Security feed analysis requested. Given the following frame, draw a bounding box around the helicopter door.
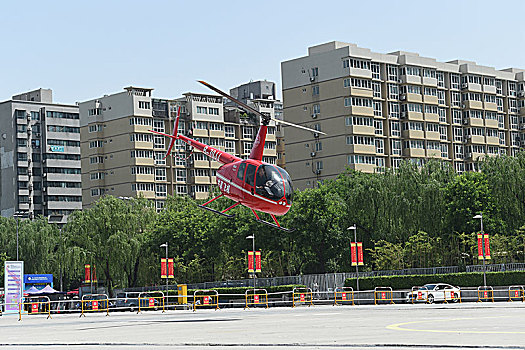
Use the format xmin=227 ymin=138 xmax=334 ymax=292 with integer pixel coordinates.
xmin=243 ymin=163 xmax=257 ymax=196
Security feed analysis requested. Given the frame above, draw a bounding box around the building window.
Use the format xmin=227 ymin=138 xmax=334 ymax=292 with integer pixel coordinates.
xmin=155 ymin=168 xmax=166 ymax=181
xmin=138 ymin=101 xmax=150 ymax=109
xmin=375 ymin=139 xmax=384 ymax=154
xmin=373 ymin=101 xmax=382 ymax=116
xmin=372 ymin=82 xmax=381 ymax=98
xmin=371 ymin=62 xmax=380 ymax=79
xmin=391 ymin=140 xmax=402 ymax=155
xmin=312 ymin=85 xmax=319 ymax=96
xmin=387 ymin=65 xmax=398 ymax=81
xmin=225 ymin=125 xmax=235 ymax=138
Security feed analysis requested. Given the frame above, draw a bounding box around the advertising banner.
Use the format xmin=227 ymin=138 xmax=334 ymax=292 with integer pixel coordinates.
xmin=255 ymin=251 xmax=261 ymax=273
xmin=161 ymin=258 xmax=167 ymax=279
xmin=167 ymin=258 xmax=174 ymax=278
xmin=4 ymin=261 xmax=24 ymax=314
xmin=247 ymin=251 xmax=254 ymax=273
xmin=357 ymin=242 xmax=364 ymax=266
xmin=484 ymin=234 xmax=491 ymax=259
xmin=350 ymin=243 xmax=357 ymax=266
xmin=85 ymin=264 xmax=91 ymax=283
xmin=477 ymin=234 xmax=483 ymax=259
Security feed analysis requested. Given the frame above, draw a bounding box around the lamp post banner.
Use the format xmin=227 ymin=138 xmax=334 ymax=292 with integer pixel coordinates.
xmin=167 ymin=258 xmax=174 ymax=278
xmin=477 ymin=234 xmax=483 ymax=259
xmin=255 ymin=251 xmax=261 ymax=273
xmin=484 ymin=234 xmax=491 ymax=259
xmin=4 ymin=261 xmax=23 ymax=314
xmin=350 ymin=243 xmax=357 ymax=266
xmin=248 ymin=251 xmax=254 ymax=273
xmin=357 ymin=242 xmax=364 ymax=265
xmin=161 ymin=258 xmax=167 ymax=279
xmin=84 ymin=264 xmax=91 ymax=283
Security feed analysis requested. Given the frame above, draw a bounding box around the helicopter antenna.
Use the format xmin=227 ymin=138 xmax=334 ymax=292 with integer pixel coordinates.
xmin=198 ymin=81 xmax=326 ymax=135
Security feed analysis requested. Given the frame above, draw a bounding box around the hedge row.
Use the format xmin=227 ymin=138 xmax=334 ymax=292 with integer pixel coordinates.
xmin=344 ymin=271 xmax=525 ymax=290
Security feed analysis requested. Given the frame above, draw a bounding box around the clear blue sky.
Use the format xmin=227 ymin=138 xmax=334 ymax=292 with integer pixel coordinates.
xmin=1 ymin=0 xmax=524 ymax=104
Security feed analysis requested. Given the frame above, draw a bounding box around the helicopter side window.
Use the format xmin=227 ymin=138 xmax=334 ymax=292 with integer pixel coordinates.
xmin=255 ymin=165 xmax=285 ymax=201
xmin=244 ymin=164 xmax=256 ymax=186
xmin=237 ymin=163 xmax=246 ymax=181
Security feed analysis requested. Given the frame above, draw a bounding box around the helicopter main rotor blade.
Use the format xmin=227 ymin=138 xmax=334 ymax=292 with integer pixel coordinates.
xmin=197 ymin=80 xmax=326 ymax=135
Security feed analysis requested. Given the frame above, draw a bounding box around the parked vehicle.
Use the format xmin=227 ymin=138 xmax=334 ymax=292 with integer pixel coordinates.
xmin=115 ymin=292 xmax=159 ymax=312
xmin=406 ymin=283 xmax=460 ymax=304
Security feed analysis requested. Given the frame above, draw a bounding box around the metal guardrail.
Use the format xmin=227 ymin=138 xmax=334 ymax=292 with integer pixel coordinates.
xmin=185 ymin=263 xmax=525 ymax=292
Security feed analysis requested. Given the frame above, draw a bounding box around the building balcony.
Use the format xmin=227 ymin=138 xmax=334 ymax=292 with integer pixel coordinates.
xmin=426 ymin=149 xmax=441 ymax=158
xmin=486 ymin=136 xmax=500 ymax=145
xmin=404 ymin=93 xmax=422 ymax=103
xmin=403 ymin=148 xmax=426 ymax=157
xmin=483 ymin=102 xmax=498 ymax=111
xmin=132 ymin=125 xmax=152 ymax=133
xmin=47 ymin=187 xmax=81 ymax=196
xmin=348 ymin=106 xmax=374 ymax=117
xmin=465 ymin=135 xmax=485 ymax=144
xmin=133 ymin=158 xmax=154 ymax=166
xmin=402 ymin=130 xmax=425 ymax=139
xmin=483 ymin=85 xmax=497 ymax=94
xmin=193 ymin=176 xmax=211 ymax=184
xmin=209 ymin=130 xmax=224 ymax=138
xmin=347 ymin=145 xmax=376 ymax=154
xmin=463 ymin=101 xmax=483 ymax=110
xmin=348 ymin=67 xmax=372 ymax=79
xmin=193 ymin=129 xmax=208 ymax=137
xmin=347 ymin=125 xmax=375 ymax=136
xmin=422 ymin=77 xmax=438 ymax=86
xmin=424 ymin=112 xmax=439 ymax=123
xmin=463 ymin=83 xmax=482 ymax=92
xmin=423 ymin=95 xmax=438 ymax=104
xmin=399 ymin=75 xmax=421 ymax=85
xmin=464 ymin=118 xmax=484 ymax=127
xmin=425 ymin=131 xmax=440 ymax=141
xmin=404 ymin=112 xmax=424 ymax=121
xmin=136 ymin=174 xmax=154 ymax=182
xmin=349 ymin=87 xmax=373 ymax=98
xmin=348 ymin=163 xmax=376 ymax=173
xmin=485 ymin=119 xmax=499 ymax=128
xmin=193 ymin=160 xmax=210 ymax=168
xmin=194 ymin=192 xmax=209 ymax=200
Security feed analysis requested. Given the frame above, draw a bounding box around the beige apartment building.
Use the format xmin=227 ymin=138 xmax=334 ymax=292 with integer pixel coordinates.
xmin=281 ymin=41 xmax=525 ymax=190
xmin=79 ymin=85 xmax=277 ymax=209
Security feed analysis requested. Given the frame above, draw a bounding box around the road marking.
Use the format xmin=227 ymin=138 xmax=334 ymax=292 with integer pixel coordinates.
xmin=386 ymin=316 xmax=525 ymax=334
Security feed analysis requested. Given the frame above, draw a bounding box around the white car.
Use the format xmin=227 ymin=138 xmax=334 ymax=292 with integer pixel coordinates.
xmin=406 ymin=283 xmax=460 ymax=304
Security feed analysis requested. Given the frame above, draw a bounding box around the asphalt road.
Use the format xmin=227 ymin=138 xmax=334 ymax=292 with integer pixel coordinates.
xmin=0 ymin=302 xmax=524 ymax=349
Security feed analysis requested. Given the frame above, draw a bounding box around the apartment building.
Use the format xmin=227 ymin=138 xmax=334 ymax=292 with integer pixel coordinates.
xmin=281 ymin=41 xmax=525 ymax=190
xmin=80 ymin=86 xmax=277 ymax=208
xmin=0 ymin=89 xmax=81 ymax=223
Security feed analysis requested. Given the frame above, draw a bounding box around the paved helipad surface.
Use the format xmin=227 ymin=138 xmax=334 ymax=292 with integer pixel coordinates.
xmin=1 ymin=303 xmax=524 ymax=349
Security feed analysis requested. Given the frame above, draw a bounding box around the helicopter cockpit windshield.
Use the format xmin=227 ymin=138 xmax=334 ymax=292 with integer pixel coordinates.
xmin=255 ymin=164 xmax=294 ymax=203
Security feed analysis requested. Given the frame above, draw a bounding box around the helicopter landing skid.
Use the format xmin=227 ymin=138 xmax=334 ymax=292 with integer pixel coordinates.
xmin=198 ymin=204 xmax=235 ymax=218
xmin=251 ymin=209 xmax=295 ymax=232
xmin=254 ymin=218 xmax=295 ymax=232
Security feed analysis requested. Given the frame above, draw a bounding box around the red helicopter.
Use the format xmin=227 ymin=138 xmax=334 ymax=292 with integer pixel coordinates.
xmin=150 ymin=81 xmax=325 ymax=231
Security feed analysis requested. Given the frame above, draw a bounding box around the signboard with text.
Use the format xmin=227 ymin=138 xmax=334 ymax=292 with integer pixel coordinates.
xmin=4 ymin=261 xmax=24 ymax=314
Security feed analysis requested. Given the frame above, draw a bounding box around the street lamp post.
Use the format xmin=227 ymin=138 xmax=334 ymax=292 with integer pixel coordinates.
xmin=474 ymin=213 xmax=487 ymax=286
xmin=347 ymin=225 xmax=359 ymax=292
xmin=14 ymin=211 xmax=24 ymax=261
xmin=160 ymin=243 xmax=169 ymax=297
xmin=246 ymin=235 xmax=256 ymax=296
